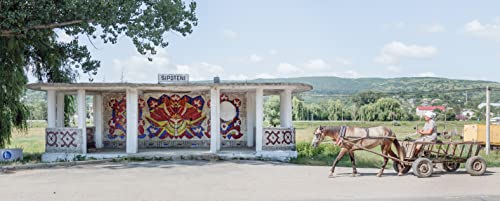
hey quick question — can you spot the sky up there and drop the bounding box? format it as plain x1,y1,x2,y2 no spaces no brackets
58,0,500,83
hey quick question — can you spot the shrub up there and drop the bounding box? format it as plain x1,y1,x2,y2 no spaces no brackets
296,142,340,159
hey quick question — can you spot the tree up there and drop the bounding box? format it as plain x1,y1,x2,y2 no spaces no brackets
0,0,198,148
292,96,305,121
306,103,322,121
348,104,358,121
350,91,385,106
264,96,280,127
445,109,456,121
355,97,409,121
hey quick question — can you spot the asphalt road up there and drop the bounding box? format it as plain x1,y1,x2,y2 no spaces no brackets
1,160,499,201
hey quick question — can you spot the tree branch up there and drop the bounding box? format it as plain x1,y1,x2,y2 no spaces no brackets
0,19,92,37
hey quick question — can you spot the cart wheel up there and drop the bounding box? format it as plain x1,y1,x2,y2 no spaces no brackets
412,158,433,178
442,162,460,172
465,156,487,176
392,162,410,174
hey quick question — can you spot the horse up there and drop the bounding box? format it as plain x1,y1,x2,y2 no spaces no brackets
311,125,406,177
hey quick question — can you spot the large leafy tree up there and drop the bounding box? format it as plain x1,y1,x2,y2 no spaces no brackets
0,0,198,147
350,91,385,107
264,96,281,127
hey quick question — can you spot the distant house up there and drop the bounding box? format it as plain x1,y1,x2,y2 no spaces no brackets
416,106,446,117
492,117,500,122
430,98,442,104
462,109,475,119
455,114,468,121
478,103,500,109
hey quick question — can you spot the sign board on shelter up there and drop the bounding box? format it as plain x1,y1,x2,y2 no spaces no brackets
158,74,189,83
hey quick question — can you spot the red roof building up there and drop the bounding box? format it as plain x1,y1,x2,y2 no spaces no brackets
416,106,446,111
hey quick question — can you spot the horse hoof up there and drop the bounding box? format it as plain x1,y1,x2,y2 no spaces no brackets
398,173,404,176
328,172,336,178
376,173,382,177
352,173,361,177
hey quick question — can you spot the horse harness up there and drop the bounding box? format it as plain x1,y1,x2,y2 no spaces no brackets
335,126,348,145
336,126,371,146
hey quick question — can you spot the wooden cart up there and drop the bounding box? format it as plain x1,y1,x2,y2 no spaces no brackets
343,138,487,178
393,141,487,178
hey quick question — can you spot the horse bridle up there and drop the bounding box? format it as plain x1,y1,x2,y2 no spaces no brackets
314,126,325,141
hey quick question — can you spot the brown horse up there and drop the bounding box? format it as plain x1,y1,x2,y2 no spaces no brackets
311,126,405,177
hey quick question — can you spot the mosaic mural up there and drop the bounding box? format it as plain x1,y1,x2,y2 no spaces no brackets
145,94,208,139
106,95,145,140
208,94,244,140
103,92,247,148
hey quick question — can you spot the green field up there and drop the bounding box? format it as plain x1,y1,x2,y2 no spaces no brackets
4,120,500,168
294,120,472,142
292,120,500,168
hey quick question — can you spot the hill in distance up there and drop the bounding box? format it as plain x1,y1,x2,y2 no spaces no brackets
250,76,500,95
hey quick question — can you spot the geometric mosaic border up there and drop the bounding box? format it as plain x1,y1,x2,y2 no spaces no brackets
45,128,83,153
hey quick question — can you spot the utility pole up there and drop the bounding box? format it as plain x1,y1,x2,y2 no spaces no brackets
486,86,491,155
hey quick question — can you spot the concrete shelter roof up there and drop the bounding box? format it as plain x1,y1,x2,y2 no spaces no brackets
27,82,313,94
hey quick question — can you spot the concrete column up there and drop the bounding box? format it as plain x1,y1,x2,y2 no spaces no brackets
279,89,293,128
94,94,104,149
126,89,138,154
246,92,256,147
255,88,264,152
47,90,56,128
210,87,221,153
56,93,65,127
77,89,87,154
279,91,286,127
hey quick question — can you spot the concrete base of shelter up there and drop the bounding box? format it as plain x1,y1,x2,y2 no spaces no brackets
41,149,297,163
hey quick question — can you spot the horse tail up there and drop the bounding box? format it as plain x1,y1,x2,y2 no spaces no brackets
392,138,405,164
388,128,406,168
386,128,405,164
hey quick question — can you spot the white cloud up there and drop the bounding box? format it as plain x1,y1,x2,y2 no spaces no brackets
266,59,360,78
255,73,276,79
226,74,250,80
334,57,352,66
464,19,500,42
110,49,231,82
418,72,436,77
383,22,406,30
374,54,397,64
108,52,360,82
268,49,278,55
249,54,262,63
174,62,225,80
276,63,303,76
176,63,253,81
341,70,359,78
374,41,438,64
222,29,238,39
304,58,351,72
420,23,446,33
111,49,170,83
305,59,330,71
386,66,401,73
